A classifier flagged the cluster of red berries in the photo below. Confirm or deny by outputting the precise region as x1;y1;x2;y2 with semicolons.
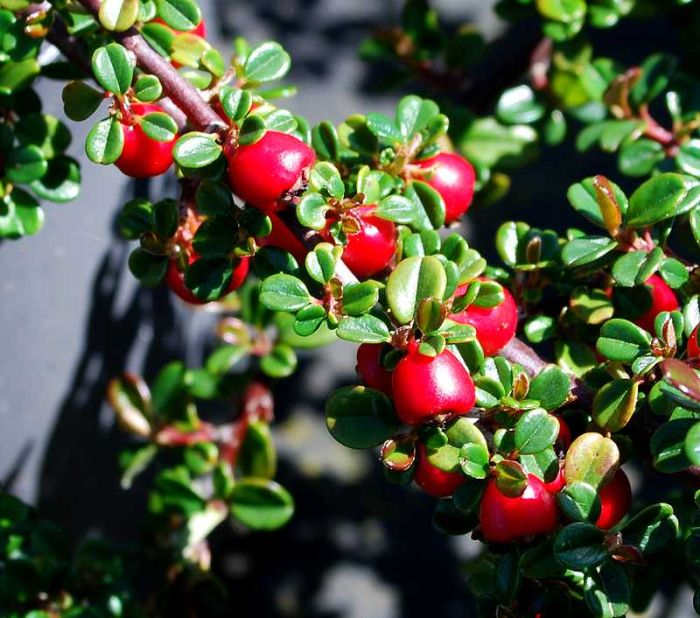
353;275;640;543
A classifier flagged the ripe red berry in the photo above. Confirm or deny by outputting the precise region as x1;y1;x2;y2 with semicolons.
226;131;315;210
479;474;558;543
325;206;396;279
256;212;308;264
115;103;176;178
543;463;566;495
450;279;518;356
413;442;466;497
595;468;631;530
166;257;249;304
632;274;678;333
555;416;572;451
356;343;393;396
688;323;700;359
391;342;475;425
414;152;476;225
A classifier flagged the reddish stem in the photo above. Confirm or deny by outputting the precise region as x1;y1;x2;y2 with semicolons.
75;0;223;132
639;105;678;154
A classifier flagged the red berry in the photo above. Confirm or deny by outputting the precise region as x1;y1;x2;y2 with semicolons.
632;274;678;333
450;278;518;356
325;205;396;279
413;443;466;497
595;468;631;530
479;474;558;543
555;416;572;451
166;257;249;304
543;463;566;495
256;212;308;264
115;103;175;178
391;343;475;425
226;131;315;209
414;152;476;225
688;323;700;359
356;343;393;396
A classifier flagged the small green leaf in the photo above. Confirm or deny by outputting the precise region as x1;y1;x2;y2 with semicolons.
593;379;638;432
554;523;608;570
184;258;234;301
630;53;677;106
173;132;222;168
85;117;124;165
155;0;202;30
260;274;311;312
140;111;178;142
386;256;447;324
496;85;545;125
238;114;267;146
528;365;570;410
133;74;162;102
62;81;103;121
621;503;678;555
596;319;652;362
128;249;168;286
564;432;619;489
243;41;291;83
514;408;560;455
337;314;391;343
30;156;81;203
343;282;380;316
583;561;630;618
558;482;601;523
99;0;139;31
5;144;47;184
626;173;688;227
260;343;297;378
325;385;398;449
91;43;134;95
561;236;617;268
230;479;294;530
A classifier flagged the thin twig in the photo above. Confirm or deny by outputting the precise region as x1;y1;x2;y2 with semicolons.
74;0;222;131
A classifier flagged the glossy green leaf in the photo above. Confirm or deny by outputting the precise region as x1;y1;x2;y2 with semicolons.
564;432;619;489
561;236;617;268
99;0;139;31
85;117;124;165
244;41;291;83
155;0;202;30
583;561;630;618
128;248;168;286
597;319;652;362
386;256;447;324
133;74;162;102
325;385;398;449
554;523;608;570
91;44;134;95
336;314;391;343
593;379;638;432
173;132;222;168
140;111;178;142
230;479;294;530
260;274;311;312
62;80;103;121
558;481;601;522
514;408;560;454
528;365;570;410
626;173;688;227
